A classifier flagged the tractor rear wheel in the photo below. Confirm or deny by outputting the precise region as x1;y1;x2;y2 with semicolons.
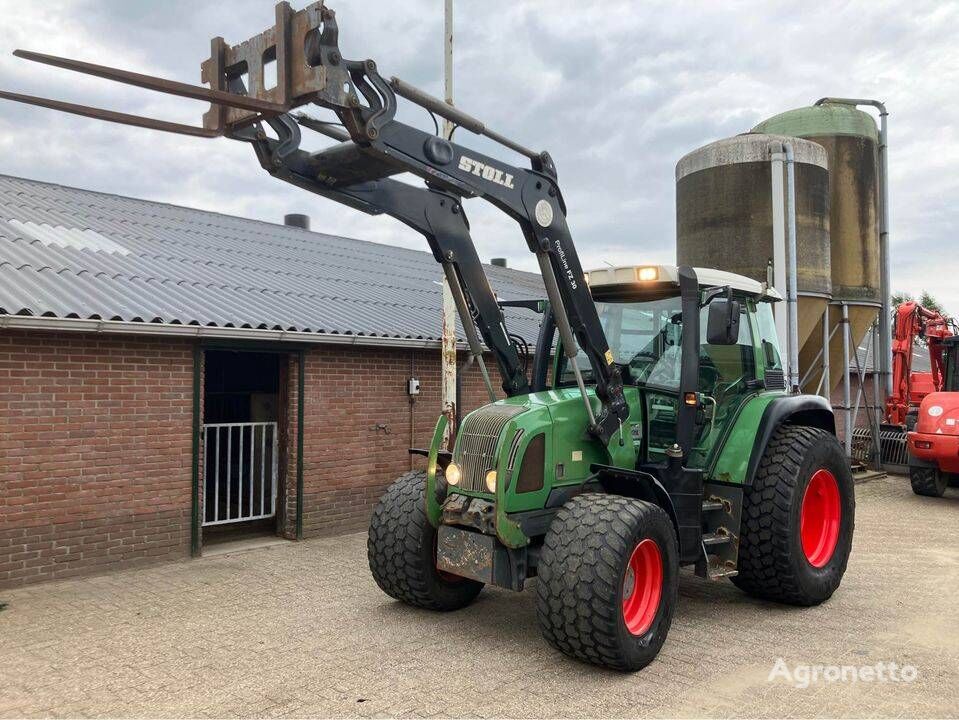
910;466;948;497
535;494;678;671
732;425;855;606
367;470;483;611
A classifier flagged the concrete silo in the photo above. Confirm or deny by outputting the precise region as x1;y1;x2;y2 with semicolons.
752;103;883;396
675;133;831;376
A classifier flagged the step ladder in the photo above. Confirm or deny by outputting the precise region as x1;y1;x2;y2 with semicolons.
695;484;743;580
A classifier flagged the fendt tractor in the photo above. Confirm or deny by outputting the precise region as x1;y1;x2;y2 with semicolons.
0;2;855;671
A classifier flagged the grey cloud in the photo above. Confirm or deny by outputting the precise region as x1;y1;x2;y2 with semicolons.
0;0;955;309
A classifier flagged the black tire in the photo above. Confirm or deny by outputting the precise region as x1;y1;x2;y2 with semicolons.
905;410;919;432
950;474;959;488
910;466;948;497
732;425;855;606
535;494;678;672
367;470;483;611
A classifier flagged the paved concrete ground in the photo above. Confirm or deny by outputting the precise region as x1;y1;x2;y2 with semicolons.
1;475;957;719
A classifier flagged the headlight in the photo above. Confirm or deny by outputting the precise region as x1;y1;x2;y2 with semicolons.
485;469;497;493
637;266;659;281
446;462;461;486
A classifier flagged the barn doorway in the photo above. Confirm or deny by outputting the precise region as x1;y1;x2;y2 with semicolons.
201;350;285;546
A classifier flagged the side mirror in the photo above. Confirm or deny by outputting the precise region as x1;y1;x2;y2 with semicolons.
706;298;741;345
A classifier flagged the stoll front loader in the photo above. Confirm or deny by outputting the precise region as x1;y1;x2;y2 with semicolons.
0;2;854;671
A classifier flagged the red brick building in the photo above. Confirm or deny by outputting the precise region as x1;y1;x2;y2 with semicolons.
0;175;543;588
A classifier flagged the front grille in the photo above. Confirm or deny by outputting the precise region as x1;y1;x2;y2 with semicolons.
453;404;526;492
764;368;786;390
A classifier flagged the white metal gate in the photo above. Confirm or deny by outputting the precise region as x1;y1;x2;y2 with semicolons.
202;422;278;526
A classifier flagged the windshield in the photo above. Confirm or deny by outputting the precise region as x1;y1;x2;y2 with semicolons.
559;294;684;389
947;344;959;393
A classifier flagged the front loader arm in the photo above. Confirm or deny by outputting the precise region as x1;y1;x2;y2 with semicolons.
249;126;530;399
287;11;630;446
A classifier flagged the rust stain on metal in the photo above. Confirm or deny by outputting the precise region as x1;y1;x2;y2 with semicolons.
3;2;331;139
441;276;458;450
436;525;494;583
202;1;328;132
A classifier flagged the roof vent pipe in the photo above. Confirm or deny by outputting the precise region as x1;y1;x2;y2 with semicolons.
491;258;507;268
284;213;310;230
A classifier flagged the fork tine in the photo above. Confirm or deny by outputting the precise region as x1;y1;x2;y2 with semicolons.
0;90;221;138
14;49;286;115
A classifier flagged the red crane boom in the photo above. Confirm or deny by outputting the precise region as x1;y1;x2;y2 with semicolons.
886;301;952;425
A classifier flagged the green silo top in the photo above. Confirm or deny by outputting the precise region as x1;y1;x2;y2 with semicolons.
752;104;879;141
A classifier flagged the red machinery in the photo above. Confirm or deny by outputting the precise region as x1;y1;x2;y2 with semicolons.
886;302;959;497
886;301;951;425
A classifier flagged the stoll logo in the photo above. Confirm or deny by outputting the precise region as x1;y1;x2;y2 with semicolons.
458;155;515;189
768;658;918;689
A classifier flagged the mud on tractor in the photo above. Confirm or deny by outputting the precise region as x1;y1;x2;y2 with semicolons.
0;1;855;671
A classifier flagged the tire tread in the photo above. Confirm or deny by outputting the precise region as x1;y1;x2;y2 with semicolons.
367;470;482;611
732;425;852;605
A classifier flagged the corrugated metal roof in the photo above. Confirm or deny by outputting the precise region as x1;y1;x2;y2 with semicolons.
0;174;546;343
854;344;931;374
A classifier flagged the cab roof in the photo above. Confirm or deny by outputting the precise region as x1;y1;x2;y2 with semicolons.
584;264;782;300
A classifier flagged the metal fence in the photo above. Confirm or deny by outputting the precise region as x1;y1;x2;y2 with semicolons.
202;422;278;526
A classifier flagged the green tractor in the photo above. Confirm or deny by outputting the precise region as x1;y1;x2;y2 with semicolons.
0;3;855;671
369;264;855;671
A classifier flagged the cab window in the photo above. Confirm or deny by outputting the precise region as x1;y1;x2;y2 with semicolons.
754;301;783;371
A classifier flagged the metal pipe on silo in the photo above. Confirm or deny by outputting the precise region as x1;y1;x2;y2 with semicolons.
784;142;800;392
821;307;830;400
769;143;789;357
841;302;852;454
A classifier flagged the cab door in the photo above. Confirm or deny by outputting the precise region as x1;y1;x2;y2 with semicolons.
688;300;759;467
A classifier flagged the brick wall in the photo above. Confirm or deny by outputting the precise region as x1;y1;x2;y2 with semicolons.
1;329;501;588
282;346;495;539
0;330;195;588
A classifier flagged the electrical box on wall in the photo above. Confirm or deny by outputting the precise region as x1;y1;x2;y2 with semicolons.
408;377;421;396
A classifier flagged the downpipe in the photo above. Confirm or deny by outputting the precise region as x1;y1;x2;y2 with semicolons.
769;143;789;358
769;140;800;392
784;142;801;392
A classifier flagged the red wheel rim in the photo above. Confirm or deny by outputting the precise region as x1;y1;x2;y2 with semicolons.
622;538;663;636
800;468;842;568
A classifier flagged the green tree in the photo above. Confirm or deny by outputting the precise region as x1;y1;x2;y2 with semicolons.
918;291;950;320
891;290;954;346
892;290;951;320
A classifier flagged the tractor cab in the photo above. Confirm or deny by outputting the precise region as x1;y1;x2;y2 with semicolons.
945;337;959;393
565;264;786;467
907;335;959;494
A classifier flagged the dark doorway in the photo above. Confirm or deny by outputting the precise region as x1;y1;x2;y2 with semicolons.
202;350;284;545
204;350;281;424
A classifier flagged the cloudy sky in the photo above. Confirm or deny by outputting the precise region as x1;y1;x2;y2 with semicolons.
0;1;956;311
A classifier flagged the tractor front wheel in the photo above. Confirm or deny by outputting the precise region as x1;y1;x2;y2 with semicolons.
535;494;678;671
732;425;855;606
367;470;483;611
910;466;948;497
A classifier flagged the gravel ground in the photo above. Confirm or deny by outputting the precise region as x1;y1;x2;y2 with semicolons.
1;474;956;718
